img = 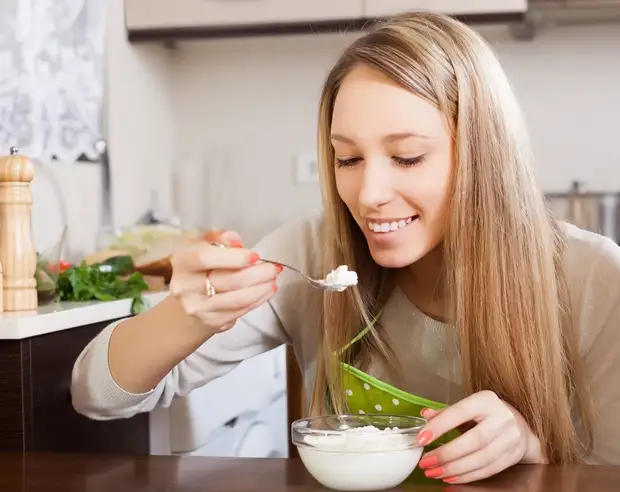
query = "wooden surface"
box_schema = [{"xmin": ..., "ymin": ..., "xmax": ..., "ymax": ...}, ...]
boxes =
[
  {"xmin": 0, "ymin": 320, "xmax": 150, "ymax": 454},
  {"xmin": 0, "ymin": 453, "xmax": 619, "ymax": 491}
]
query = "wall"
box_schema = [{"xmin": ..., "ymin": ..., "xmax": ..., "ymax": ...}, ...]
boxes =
[
  {"xmin": 32, "ymin": 9, "xmax": 620, "ymax": 255},
  {"xmin": 31, "ymin": 0, "xmax": 175, "ymax": 258},
  {"xmin": 169, "ymin": 22, "xmax": 620, "ymax": 244}
]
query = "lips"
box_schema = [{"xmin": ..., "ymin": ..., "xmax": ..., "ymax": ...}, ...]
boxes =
[{"xmin": 366, "ymin": 216, "xmax": 418, "ymax": 233}]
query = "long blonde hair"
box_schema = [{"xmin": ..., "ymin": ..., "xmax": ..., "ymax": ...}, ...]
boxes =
[{"xmin": 309, "ymin": 11, "xmax": 594, "ymax": 464}]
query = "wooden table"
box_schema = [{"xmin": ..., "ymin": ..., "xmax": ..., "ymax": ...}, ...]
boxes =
[{"xmin": 0, "ymin": 453, "xmax": 619, "ymax": 491}]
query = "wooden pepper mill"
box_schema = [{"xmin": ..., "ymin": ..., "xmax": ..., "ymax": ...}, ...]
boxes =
[{"xmin": 0, "ymin": 147, "xmax": 38, "ymax": 312}]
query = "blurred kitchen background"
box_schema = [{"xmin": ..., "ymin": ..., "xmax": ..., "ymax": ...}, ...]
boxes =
[{"xmin": 1, "ymin": 0, "xmax": 618, "ymax": 460}]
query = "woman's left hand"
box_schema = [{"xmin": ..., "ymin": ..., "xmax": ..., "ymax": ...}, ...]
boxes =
[{"xmin": 417, "ymin": 390, "xmax": 547, "ymax": 484}]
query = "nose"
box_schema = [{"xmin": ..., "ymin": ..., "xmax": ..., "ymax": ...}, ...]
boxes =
[{"xmin": 358, "ymin": 158, "xmax": 394, "ymax": 209}]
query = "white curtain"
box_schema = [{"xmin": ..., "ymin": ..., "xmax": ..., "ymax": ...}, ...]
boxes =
[{"xmin": 0, "ymin": 0, "xmax": 105, "ymax": 161}]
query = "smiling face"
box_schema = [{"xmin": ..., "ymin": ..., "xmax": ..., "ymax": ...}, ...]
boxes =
[{"xmin": 331, "ymin": 65, "xmax": 454, "ymax": 269}]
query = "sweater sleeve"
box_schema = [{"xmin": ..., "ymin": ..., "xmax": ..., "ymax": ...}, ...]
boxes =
[
  {"xmin": 571, "ymin": 233, "xmax": 620, "ymax": 464},
  {"xmin": 70, "ymin": 210, "xmax": 324, "ymax": 420}
]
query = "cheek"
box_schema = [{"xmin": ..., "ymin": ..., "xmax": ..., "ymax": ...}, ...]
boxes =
[
  {"xmin": 414, "ymin": 156, "xmax": 453, "ymax": 226},
  {"xmin": 334, "ymin": 170, "xmax": 357, "ymax": 209}
]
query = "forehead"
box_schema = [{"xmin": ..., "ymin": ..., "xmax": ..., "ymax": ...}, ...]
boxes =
[{"xmin": 331, "ymin": 65, "xmax": 447, "ymax": 140}]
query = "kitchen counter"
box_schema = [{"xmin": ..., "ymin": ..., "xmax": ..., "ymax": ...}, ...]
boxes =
[
  {"xmin": 0, "ymin": 291, "xmax": 168, "ymax": 339},
  {"xmin": 3, "ymin": 453, "xmax": 620, "ymax": 491},
  {"xmin": 0, "ymin": 292, "xmax": 169, "ymax": 456}
]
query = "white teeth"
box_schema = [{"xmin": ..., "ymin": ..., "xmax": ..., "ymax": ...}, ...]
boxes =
[{"xmin": 367, "ymin": 216, "xmax": 416, "ymax": 233}]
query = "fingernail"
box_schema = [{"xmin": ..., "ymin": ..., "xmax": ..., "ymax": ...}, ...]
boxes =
[
  {"xmin": 418, "ymin": 455, "xmax": 438, "ymax": 469},
  {"xmin": 248, "ymin": 253, "xmax": 260, "ymax": 265},
  {"xmin": 424, "ymin": 467, "xmax": 444, "ymax": 479},
  {"xmin": 418, "ymin": 431, "xmax": 433, "ymax": 446},
  {"xmin": 420, "ymin": 408, "xmax": 430, "ymax": 417},
  {"xmin": 230, "ymin": 240, "xmax": 244, "ymax": 248},
  {"xmin": 275, "ymin": 264, "xmax": 283, "ymax": 273},
  {"xmin": 443, "ymin": 477, "xmax": 459, "ymax": 484},
  {"xmin": 273, "ymin": 283, "xmax": 278, "ymax": 293}
]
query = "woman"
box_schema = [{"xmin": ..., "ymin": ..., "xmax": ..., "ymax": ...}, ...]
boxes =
[{"xmin": 71, "ymin": 12, "xmax": 620, "ymax": 484}]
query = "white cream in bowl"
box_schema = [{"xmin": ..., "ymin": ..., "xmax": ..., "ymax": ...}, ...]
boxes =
[{"xmin": 293, "ymin": 418, "xmax": 425, "ymax": 491}]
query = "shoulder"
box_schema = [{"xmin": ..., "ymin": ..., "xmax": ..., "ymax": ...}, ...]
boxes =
[
  {"xmin": 560, "ymin": 222, "xmax": 620, "ymax": 352},
  {"xmin": 562, "ymin": 221, "xmax": 620, "ymax": 287},
  {"xmin": 560, "ymin": 223, "xmax": 620, "ymax": 463}
]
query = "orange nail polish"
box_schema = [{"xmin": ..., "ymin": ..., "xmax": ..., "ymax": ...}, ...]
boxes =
[
  {"xmin": 273, "ymin": 284, "xmax": 278, "ymax": 293},
  {"xmin": 230, "ymin": 240, "xmax": 244, "ymax": 248},
  {"xmin": 443, "ymin": 477, "xmax": 459, "ymax": 484},
  {"xmin": 418, "ymin": 431, "xmax": 433, "ymax": 446},
  {"xmin": 275, "ymin": 264, "xmax": 283, "ymax": 273},
  {"xmin": 248, "ymin": 253, "xmax": 260, "ymax": 265},
  {"xmin": 424, "ymin": 467, "xmax": 444, "ymax": 479},
  {"xmin": 419, "ymin": 455, "xmax": 438, "ymax": 469}
]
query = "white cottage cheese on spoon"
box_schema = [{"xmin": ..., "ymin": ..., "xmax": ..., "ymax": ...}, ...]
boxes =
[{"xmin": 321, "ymin": 265, "xmax": 358, "ymax": 292}]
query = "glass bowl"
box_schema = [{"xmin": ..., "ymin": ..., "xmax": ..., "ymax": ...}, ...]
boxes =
[{"xmin": 292, "ymin": 414, "xmax": 426, "ymax": 491}]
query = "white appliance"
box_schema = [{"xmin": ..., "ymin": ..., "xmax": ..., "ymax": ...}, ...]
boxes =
[{"xmin": 150, "ymin": 345, "xmax": 289, "ymax": 458}]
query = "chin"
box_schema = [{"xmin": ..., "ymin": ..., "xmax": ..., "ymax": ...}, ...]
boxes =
[{"xmin": 367, "ymin": 247, "xmax": 427, "ymax": 269}]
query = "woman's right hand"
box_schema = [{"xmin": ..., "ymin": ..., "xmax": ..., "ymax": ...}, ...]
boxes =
[{"xmin": 169, "ymin": 230, "xmax": 281, "ymax": 335}]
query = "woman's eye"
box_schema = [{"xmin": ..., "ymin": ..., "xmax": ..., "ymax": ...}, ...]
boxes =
[
  {"xmin": 335, "ymin": 157, "xmax": 362, "ymax": 167},
  {"xmin": 393, "ymin": 155, "xmax": 426, "ymax": 167}
]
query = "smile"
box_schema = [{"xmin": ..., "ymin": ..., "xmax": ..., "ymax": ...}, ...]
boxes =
[{"xmin": 366, "ymin": 216, "xmax": 418, "ymax": 233}]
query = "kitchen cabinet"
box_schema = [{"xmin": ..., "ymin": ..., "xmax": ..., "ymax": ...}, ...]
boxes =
[
  {"xmin": 125, "ymin": 0, "xmax": 364, "ymax": 31},
  {"xmin": 0, "ymin": 319, "xmax": 150, "ymax": 454},
  {"xmin": 364, "ymin": 0, "xmax": 528, "ymax": 18},
  {"xmin": 529, "ymin": 0, "xmax": 620, "ymax": 4},
  {"xmin": 0, "ymin": 293, "xmax": 299, "ymax": 458}
]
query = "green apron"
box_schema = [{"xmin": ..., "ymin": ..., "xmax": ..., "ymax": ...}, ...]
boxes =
[
  {"xmin": 337, "ymin": 312, "xmax": 460, "ymax": 462},
  {"xmin": 335, "ymin": 314, "xmax": 460, "ymax": 484}
]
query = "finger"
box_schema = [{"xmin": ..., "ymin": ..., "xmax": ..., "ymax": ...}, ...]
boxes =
[
  {"xmin": 209, "ymin": 263, "xmax": 281, "ymax": 293},
  {"xmin": 421, "ymin": 408, "xmax": 442, "ymax": 420},
  {"xmin": 218, "ymin": 230, "xmax": 244, "ymax": 248},
  {"xmin": 172, "ymin": 243, "xmax": 260, "ymax": 273},
  {"xmin": 440, "ymin": 451, "xmax": 518, "ymax": 484},
  {"xmin": 205, "ymin": 280, "xmax": 276, "ymax": 312},
  {"xmin": 181, "ymin": 282, "xmax": 276, "ymax": 330},
  {"xmin": 170, "ymin": 263, "xmax": 280, "ymax": 297},
  {"xmin": 209, "ymin": 283, "xmax": 278, "ymax": 330},
  {"xmin": 420, "ymin": 417, "xmax": 515, "ymax": 475},
  {"xmin": 203, "ymin": 228, "xmax": 245, "ymax": 248},
  {"xmin": 418, "ymin": 391, "xmax": 503, "ymax": 446}
]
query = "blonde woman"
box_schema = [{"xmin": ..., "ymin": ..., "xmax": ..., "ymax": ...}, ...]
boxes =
[{"xmin": 71, "ymin": 12, "xmax": 620, "ymax": 484}]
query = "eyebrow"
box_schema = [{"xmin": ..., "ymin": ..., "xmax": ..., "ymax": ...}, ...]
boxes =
[{"xmin": 331, "ymin": 132, "xmax": 430, "ymax": 144}]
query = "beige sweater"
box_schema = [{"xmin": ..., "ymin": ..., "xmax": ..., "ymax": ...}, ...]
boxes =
[{"xmin": 71, "ymin": 210, "xmax": 620, "ymax": 464}]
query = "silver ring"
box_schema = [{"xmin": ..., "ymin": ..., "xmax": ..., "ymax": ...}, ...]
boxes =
[
  {"xmin": 210, "ymin": 242, "xmax": 226, "ymax": 249},
  {"xmin": 205, "ymin": 275, "xmax": 216, "ymax": 298}
]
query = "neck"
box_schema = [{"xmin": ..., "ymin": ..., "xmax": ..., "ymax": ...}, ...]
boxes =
[{"xmin": 398, "ymin": 246, "xmax": 447, "ymax": 322}]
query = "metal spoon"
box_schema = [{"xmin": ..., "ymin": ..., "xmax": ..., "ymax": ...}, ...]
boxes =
[
  {"xmin": 260, "ymin": 259, "xmax": 353, "ymax": 292},
  {"xmin": 208, "ymin": 242, "xmax": 354, "ymax": 292}
]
